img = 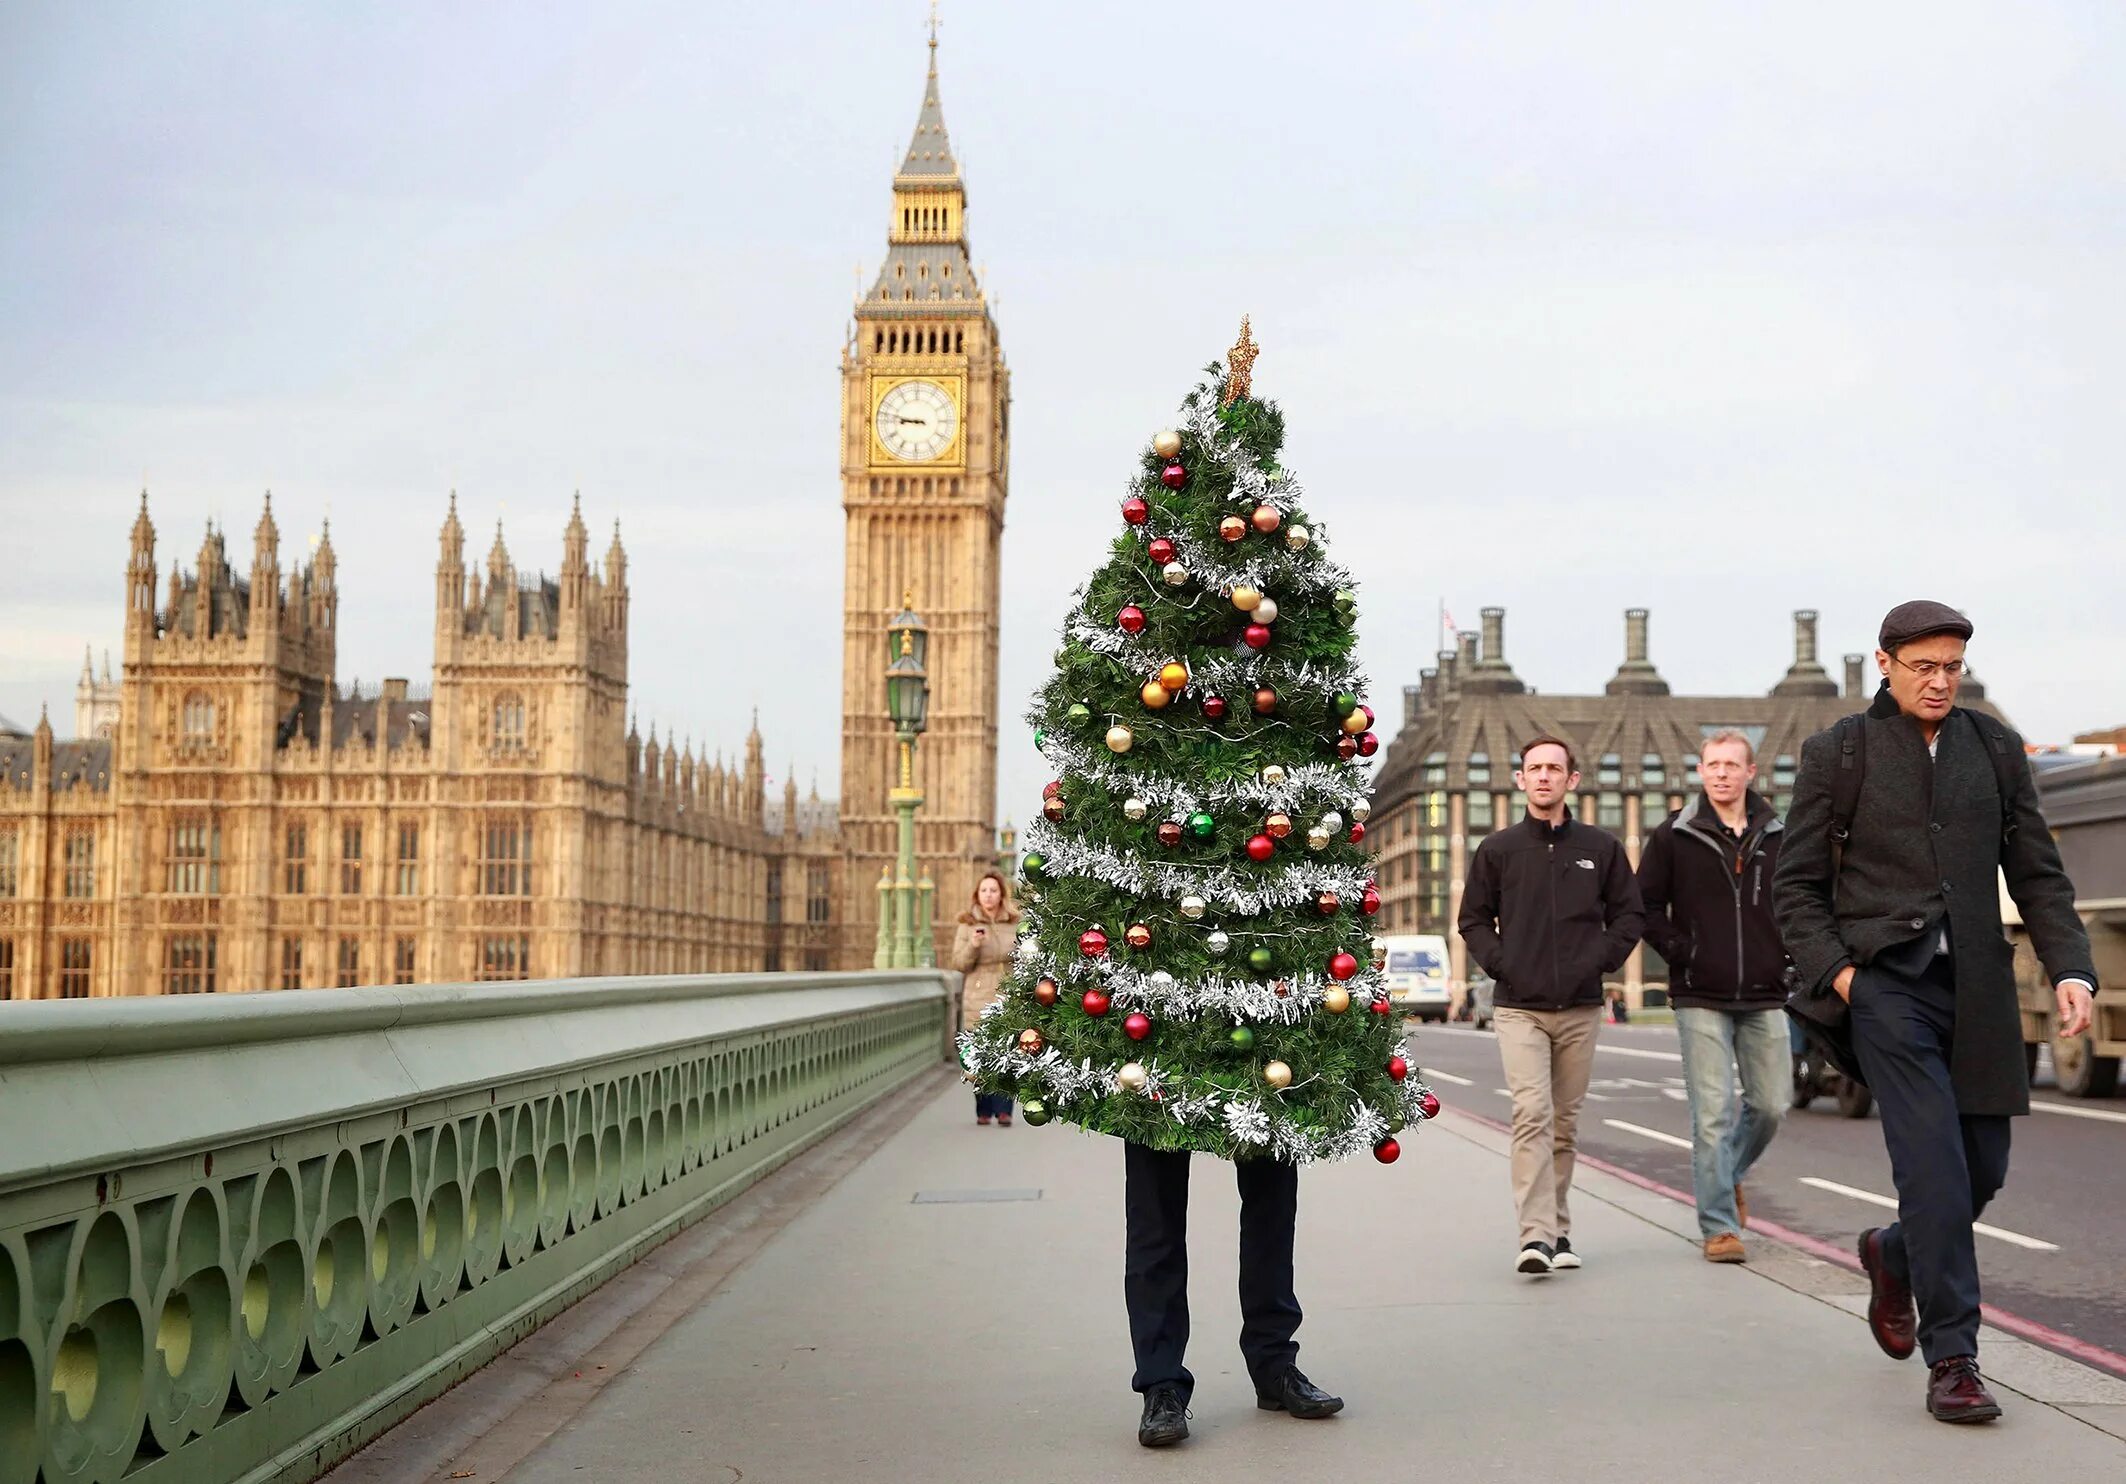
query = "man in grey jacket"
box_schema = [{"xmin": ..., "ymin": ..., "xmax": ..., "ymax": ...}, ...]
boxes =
[{"xmin": 1773, "ymin": 599, "xmax": 2096, "ymax": 1425}]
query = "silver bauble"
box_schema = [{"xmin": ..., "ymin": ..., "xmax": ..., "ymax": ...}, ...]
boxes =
[
  {"xmin": 1351, "ymin": 798, "xmax": 1372, "ymax": 822},
  {"xmin": 1179, "ymin": 894, "xmax": 1207, "ymax": 920},
  {"xmin": 1161, "ymin": 561, "xmax": 1189, "ymax": 587},
  {"xmin": 1207, "ymin": 931, "xmax": 1232, "ymax": 957},
  {"xmin": 1252, "ymin": 597, "xmax": 1279, "ymax": 625},
  {"xmin": 1321, "ymin": 811, "xmax": 1343, "ymax": 832},
  {"xmin": 1284, "ymin": 525, "xmax": 1312, "ymax": 551},
  {"xmin": 1260, "ymin": 763, "xmax": 1287, "ymax": 787},
  {"xmin": 1118, "ymin": 1062, "xmax": 1149, "ymax": 1091},
  {"xmin": 1123, "ymin": 796, "xmax": 1149, "ymax": 821}
]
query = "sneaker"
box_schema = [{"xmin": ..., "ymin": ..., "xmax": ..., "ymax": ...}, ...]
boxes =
[
  {"xmin": 1551, "ymin": 1238, "xmax": 1582, "ymax": 1270},
  {"xmin": 1517, "ymin": 1241, "xmax": 1555, "ymax": 1275}
]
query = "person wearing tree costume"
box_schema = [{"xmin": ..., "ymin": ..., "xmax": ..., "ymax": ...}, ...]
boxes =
[{"xmin": 959, "ymin": 321, "xmax": 1438, "ymax": 1448}]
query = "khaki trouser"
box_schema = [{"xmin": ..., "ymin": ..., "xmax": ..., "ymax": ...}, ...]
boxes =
[{"xmin": 1495, "ymin": 1005, "xmax": 1604, "ymax": 1248}]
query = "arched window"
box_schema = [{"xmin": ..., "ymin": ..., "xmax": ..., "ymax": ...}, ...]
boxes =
[
  {"xmin": 181, "ymin": 691, "xmax": 215, "ymax": 741},
  {"xmin": 493, "ymin": 693, "xmax": 525, "ymax": 750}
]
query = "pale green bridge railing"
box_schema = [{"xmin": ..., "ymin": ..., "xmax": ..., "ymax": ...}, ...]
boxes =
[{"xmin": 0, "ymin": 970, "xmax": 954, "ymax": 1484}]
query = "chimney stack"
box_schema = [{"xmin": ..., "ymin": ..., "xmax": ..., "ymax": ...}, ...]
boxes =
[
  {"xmin": 1403, "ymin": 683, "xmax": 1422, "ymax": 729},
  {"xmin": 1772, "ymin": 609, "xmax": 1839, "ymax": 697},
  {"xmin": 1843, "ymin": 654, "xmax": 1865, "ymax": 699},
  {"xmin": 1462, "ymin": 605, "xmax": 1527, "ymax": 694},
  {"xmin": 1605, "ymin": 607, "xmax": 1669, "ymax": 696},
  {"xmin": 1481, "ymin": 608, "xmax": 1505, "ymax": 665},
  {"xmin": 1457, "ymin": 630, "xmax": 1479, "ymax": 672}
]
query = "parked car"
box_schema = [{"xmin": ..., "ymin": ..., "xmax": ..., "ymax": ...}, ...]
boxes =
[{"xmin": 1376, "ymin": 935, "xmax": 1452, "ymax": 1021}]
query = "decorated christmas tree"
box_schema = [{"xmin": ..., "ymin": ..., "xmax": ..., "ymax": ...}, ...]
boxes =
[{"xmin": 960, "ymin": 321, "xmax": 1437, "ymax": 1165}]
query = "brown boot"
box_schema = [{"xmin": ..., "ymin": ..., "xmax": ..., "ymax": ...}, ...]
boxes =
[
  {"xmin": 1735, "ymin": 1183, "xmax": 1749, "ymax": 1229},
  {"xmin": 1703, "ymin": 1232, "xmax": 1746, "ymax": 1264}
]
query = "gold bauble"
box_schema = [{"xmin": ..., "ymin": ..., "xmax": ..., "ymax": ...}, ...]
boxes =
[
  {"xmin": 1152, "ymin": 429, "xmax": 1183, "ymax": 459},
  {"xmin": 1263, "ymin": 1060, "xmax": 1293, "ymax": 1089},
  {"xmin": 1034, "ymin": 977, "xmax": 1059, "ymax": 1006},
  {"xmin": 1260, "ymin": 764, "xmax": 1287, "ymax": 786},
  {"xmin": 1125, "ymin": 922, "xmax": 1153, "ymax": 949},
  {"xmin": 1231, "ymin": 585, "xmax": 1263, "ymax": 612},
  {"xmin": 1250, "ymin": 504, "xmax": 1283, "ymax": 535},
  {"xmin": 1179, "ymin": 894, "xmax": 1207, "ymax": 920},
  {"xmin": 1161, "ymin": 562, "xmax": 1190, "ymax": 588},
  {"xmin": 1106, "ymin": 725, "xmax": 1135, "ymax": 754},
  {"xmin": 1351, "ymin": 799, "xmax": 1372, "ymax": 823},
  {"xmin": 1284, "ymin": 525, "xmax": 1312, "ymax": 551},
  {"xmin": 1218, "ymin": 515, "xmax": 1248, "ymax": 543},
  {"xmin": 1341, "ymin": 710, "xmax": 1369, "ymax": 736},
  {"xmin": 1118, "ymin": 1061, "xmax": 1149, "ymax": 1091},
  {"xmin": 1306, "ymin": 825, "xmax": 1333, "ymax": 851},
  {"xmin": 1140, "ymin": 680, "xmax": 1171, "ymax": 710},
  {"xmin": 1323, "ymin": 986, "xmax": 1352, "ymax": 1014},
  {"xmin": 1017, "ymin": 1027, "xmax": 1047, "ymax": 1055},
  {"xmin": 1158, "ymin": 661, "xmax": 1189, "ymax": 691}
]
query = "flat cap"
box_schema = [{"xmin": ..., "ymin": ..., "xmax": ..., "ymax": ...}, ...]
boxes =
[{"xmin": 1879, "ymin": 599, "xmax": 1973, "ymax": 651}]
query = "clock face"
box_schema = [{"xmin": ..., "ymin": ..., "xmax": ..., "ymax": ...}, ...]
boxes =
[{"xmin": 875, "ymin": 379, "xmax": 958, "ymax": 462}]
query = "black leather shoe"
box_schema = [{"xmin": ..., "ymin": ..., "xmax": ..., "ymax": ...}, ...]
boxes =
[
  {"xmin": 1256, "ymin": 1366, "xmax": 1344, "ymax": 1419},
  {"xmin": 1927, "ymin": 1356, "xmax": 2002, "ymax": 1423},
  {"xmin": 1138, "ymin": 1385, "xmax": 1190, "ymax": 1447},
  {"xmin": 1857, "ymin": 1228, "xmax": 1916, "ymax": 1361}
]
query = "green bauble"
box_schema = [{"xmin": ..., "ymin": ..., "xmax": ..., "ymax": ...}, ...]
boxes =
[
  {"xmin": 1022, "ymin": 1098, "xmax": 1051, "ymax": 1127},
  {"xmin": 1034, "ymin": 728, "xmax": 1048, "ymax": 749},
  {"xmin": 1333, "ymin": 589, "xmax": 1357, "ymax": 613},
  {"xmin": 1188, "ymin": 810, "xmax": 1216, "ymax": 839},
  {"xmin": 1067, "ymin": 702, "xmax": 1091, "ymax": 726},
  {"xmin": 1248, "ymin": 946, "xmax": 1274, "ymax": 972},
  {"xmin": 1229, "ymin": 1025, "xmax": 1257, "ymax": 1053},
  {"xmin": 958, "ymin": 1040, "xmax": 975, "ymax": 1071},
  {"xmin": 1333, "ymin": 691, "xmax": 1358, "ymax": 716},
  {"xmin": 1022, "ymin": 852, "xmax": 1046, "ymax": 881}
]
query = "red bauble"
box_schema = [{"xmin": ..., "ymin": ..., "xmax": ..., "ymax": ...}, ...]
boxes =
[
  {"xmin": 1117, "ymin": 604, "xmax": 1146, "ymax": 634},
  {"xmin": 1147, "ymin": 537, "xmax": 1176, "ymax": 566},
  {"xmin": 1122, "ymin": 496, "xmax": 1150, "ymax": 525},
  {"xmin": 1360, "ymin": 704, "xmax": 1376, "ymax": 725},
  {"xmin": 1243, "ymin": 624, "xmax": 1272, "ymax": 650},
  {"xmin": 1079, "ymin": 927, "xmax": 1109, "ymax": 958},
  {"xmin": 1202, "ymin": 694, "xmax": 1229, "ymax": 721},
  {"xmin": 1042, "ymin": 779, "xmax": 1062, "ymax": 799},
  {"xmin": 1245, "ymin": 833, "xmax": 1276, "ymax": 863},
  {"xmin": 1124, "ymin": 922, "xmax": 1153, "ymax": 950},
  {"xmin": 1374, "ymin": 1137, "xmax": 1402, "ymax": 1164},
  {"xmin": 1336, "ymin": 735, "xmax": 1360, "ymax": 760},
  {"xmin": 1357, "ymin": 732, "xmax": 1379, "ymax": 758},
  {"xmin": 1124, "ymin": 1012, "xmax": 1153, "ymax": 1041},
  {"xmin": 1387, "ymin": 1055, "xmax": 1409, "ymax": 1082},
  {"xmin": 1316, "ymin": 891, "xmax": 1341, "ymax": 916},
  {"xmin": 1160, "ymin": 462, "xmax": 1187, "ymax": 490},
  {"xmin": 1360, "ymin": 886, "xmax": 1382, "ymax": 916},
  {"xmin": 1329, "ymin": 951, "xmax": 1359, "ymax": 981},
  {"xmin": 1156, "ymin": 821, "xmax": 1184, "ymax": 847},
  {"xmin": 1418, "ymin": 1089, "xmax": 1443, "ymax": 1120},
  {"xmin": 1043, "ymin": 796, "xmax": 1066, "ymax": 823},
  {"xmin": 1218, "ymin": 514, "xmax": 1248, "ymax": 543},
  {"xmin": 1370, "ymin": 997, "xmax": 1393, "ymax": 1016},
  {"xmin": 1252, "ymin": 687, "xmax": 1278, "ymax": 715},
  {"xmin": 1082, "ymin": 988, "xmax": 1112, "ymax": 1017},
  {"xmin": 1349, "ymin": 822, "xmax": 1367, "ymax": 844}
]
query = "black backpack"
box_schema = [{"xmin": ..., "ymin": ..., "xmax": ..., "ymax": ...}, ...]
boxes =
[{"xmin": 1826, "ymin": 707, "xmax": 2025, "ymax": 867}]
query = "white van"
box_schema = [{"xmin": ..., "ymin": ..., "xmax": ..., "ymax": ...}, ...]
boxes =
[{"xmin": 1375, "ymin": 934, "xmax": 1452, "ymax": 1021}]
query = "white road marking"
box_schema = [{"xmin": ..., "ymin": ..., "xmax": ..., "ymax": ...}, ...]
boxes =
[
  {"xmin": 1426, "ymin": 1024, "xmax": 1683, "ymax": 1063},
  {"xmin": 2030, "ymin": 1099, "xmax": 2126, "ymax": 1126},
  {"xmin": 1419, "ymin": 1068, "xmax": 1474, "ymax": 1086},
  {"xmin": 1797, "ymin": 1177, "xmax": 2059, "ymax": 1252},
  {"xmin": 1494, "ymin": 1088, "xmax": 1514, "ymax": 1099},
  {"xmin": 1603, "ymin": 1118, "xmax": 1694, "ymax": 1151},
  {"xmin": 1662, "ymin": 1087, "xmax": 1691, "ymax": 1102}
]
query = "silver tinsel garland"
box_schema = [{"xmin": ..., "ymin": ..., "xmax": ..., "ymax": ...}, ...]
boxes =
[
  {"xmin": 1061, "ymin": 609, "xmax": 1366, "ymax": 705},
  {"xmin": 1034, "ymin": 727, "xmax": 1371, "ymax": 817},
  {"xmin": 1022, "ymin": 819, "xmax": 1373, "ymax": 914},
  {"xmin": 1014, "ymin": 945, "xmax": 1379, "ymax": 1023}
]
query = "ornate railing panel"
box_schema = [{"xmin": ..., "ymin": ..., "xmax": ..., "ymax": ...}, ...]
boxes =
[{"xmin": 0, "ymin": 970, "xmax": 952, "ymax": 1484}]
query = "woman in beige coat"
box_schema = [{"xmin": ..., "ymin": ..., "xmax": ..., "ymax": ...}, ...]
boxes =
[{"xmin": 952, "ymin": 871, "xmax": 1020, "ymax": 1125}]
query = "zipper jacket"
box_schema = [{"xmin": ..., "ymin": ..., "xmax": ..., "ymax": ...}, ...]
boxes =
[
  {"xmin": 1636, "ymin": 790, "xmax": 1789, "ymax": 1013},
  {"xmin": 1457, "ymin": 809, "xmax": 1646, "ymax": 1011}
]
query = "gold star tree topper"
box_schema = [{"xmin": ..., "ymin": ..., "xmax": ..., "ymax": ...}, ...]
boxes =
[{"xmin": 1222, "ymin": 316, "xmax": 1260, "ymax": 406}]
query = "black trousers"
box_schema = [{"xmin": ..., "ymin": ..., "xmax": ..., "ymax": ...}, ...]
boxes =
[
  {"xmin": 1848, "ymin": 953, "xmax": 2012, "ymax": 1366},
  {"xmin": 1123, "ymin": 1141, "xmax": 1301, "ymax": 1401}
]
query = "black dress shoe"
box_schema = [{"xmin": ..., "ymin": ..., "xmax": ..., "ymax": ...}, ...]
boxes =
[
  {"xmin": 1256, "ymin": 1366, "xmax": 1344, "ymax": 1419},
  {"xmin": 1857, "ymin": 1228, "xmax": 1916, "ymax": 1361},
  {"xmin": 1927, "ymin": 1356, "xmax": 2002, "ymax": 1423},
  {"xmin": 1138, "ymin": 1385, "xmax": 1190, "ymax": 1447}
]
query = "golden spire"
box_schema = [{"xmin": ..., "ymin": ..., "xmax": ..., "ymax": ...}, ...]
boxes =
[{"xmin": 1222, "ymin": 316, "xmax": 1260, "ymax": 406}]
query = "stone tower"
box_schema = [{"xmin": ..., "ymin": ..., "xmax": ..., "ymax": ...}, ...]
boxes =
[{"xmin": 837, "ymin": 28, "xmax": 1009, "ymax": 966}]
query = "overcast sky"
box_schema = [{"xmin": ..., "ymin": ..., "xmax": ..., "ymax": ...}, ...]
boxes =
[{"xmin": 4, "ymin": 2, "xmax": 2122, "ymax": 825}]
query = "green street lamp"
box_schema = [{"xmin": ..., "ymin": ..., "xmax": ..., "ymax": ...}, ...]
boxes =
[{"xmin": 877, "ymin": 593, "xmax": 932, "ymax": 969}]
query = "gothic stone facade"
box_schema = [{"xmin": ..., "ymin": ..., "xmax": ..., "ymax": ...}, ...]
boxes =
[
  {"xmin": 1368, "ymin": 607, "xmax": 2009, "ymax": 1004},
  {"xmin": 0, "ymin": 495, "xmax": 839, "ymax": 999}
]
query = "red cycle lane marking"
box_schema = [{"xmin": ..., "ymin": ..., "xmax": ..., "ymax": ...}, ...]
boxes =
[{"xmin": 1441, "ymin": 1105, "xmax": 2126, "ymax": 1383}]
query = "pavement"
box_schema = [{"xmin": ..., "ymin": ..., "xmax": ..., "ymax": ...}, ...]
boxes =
[
  {"xmin": 1415, "ymin": 1019, "xmax": 2126, "ymax": 1364},
  {"xmin": 331, "ymin": 1065, "xmax": 2126, "ymax": 1484}
]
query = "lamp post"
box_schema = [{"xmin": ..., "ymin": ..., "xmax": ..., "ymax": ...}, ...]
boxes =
[{"xmin": 880, "ymin": 594, "xmax": 931, "ymax": 970}]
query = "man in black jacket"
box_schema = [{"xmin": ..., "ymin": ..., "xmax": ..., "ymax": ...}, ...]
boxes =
[
  {"xmin": 1638, "ymin": 730, "xmax": 1789, "ymax": 1264},
  {"xmin": 1459, "ymin": 735, "xmax": 1644, "ymax": 1275},
  {"xmin": 1774, "ymin": 600, "xmax": 2096, "ymax": 1425}
]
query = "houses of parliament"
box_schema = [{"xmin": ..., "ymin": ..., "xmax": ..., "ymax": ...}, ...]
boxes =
[{"xmin": 0, "ymin": 35, "xmax": 1006, "ymax": 998}]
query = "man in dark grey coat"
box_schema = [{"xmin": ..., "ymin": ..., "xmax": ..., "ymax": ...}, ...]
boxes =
[{"xmin": 1774, "ymin": 599, "xmax": 2096, "ymax": 1425}]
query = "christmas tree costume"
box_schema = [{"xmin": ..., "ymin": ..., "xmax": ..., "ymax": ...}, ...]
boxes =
[{"xmin": 959, "ymin": 322, "xmax": 1438, "ymax": 1439}]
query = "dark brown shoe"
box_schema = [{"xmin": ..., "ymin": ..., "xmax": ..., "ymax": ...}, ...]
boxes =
[
  {"xmin": 1857, "ymin": 1228, "xmax": 1916, "ymax": 1361},
  {"xmin": 1927, "ymin": 1356, "xmax": 2002, "ymax": 1423}
]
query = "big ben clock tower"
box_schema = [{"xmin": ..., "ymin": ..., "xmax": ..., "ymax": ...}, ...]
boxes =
[{"xmin": 837, "ymin": 27, "xmax": 1009, "ymax": 967}]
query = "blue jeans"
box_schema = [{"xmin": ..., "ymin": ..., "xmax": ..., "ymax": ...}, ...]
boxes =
[
  {"xmin": 975, "ymin": 1091, "xmax": 1014, "ymax": 1119},
  {"xmin": 1675, "ymin": 1007, "xmax": 1789, "ymax": 1238}
]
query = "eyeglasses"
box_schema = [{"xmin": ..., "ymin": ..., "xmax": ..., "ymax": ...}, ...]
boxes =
[{"xmin": 1890, "ymin": 656, "xmax": 1967, "ymax": 681}]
